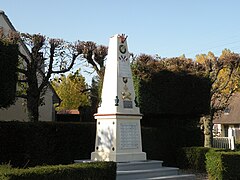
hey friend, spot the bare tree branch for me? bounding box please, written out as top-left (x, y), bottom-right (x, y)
top-left (16, 94), bottom-right (27, 99)
top-left (18, 51), bottom-right (30, 65)
top-left (16, 68), bottom-right (27, 75)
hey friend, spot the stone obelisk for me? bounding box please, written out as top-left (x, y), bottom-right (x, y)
top-left (91, 34), bottom-right (146, 162)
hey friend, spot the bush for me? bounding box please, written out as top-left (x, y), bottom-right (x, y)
top-left (0, 121), bottom-right (203, 168)
top-left (0, 41), bottom-right (18, 108)
top-left (206, 150), bottom-right (240, 180)
top-left (235, 143), bottom-right (240, 151)
top-left (0, 162), bottom-right (116, 180)
top-left (142, 127), bottom-right (203, 166)
top-left (177, 147), bottom-right (211, 172)
top-left (0, 122), bottom-right (96, 167)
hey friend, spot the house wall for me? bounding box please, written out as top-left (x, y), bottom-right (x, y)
top-left (213, 124), bottom-right (222, 137)
top-left (39, 88), bottom-right (55, 121)
top-left (0, 13), bottom-right (10, 33)
top-left (0, 89), bottom-right (54, 122)
top-left (216, 124), bottom-right (240, 142)
top-left (0, 13), bottom-right (27, 59)
top-left (0, 99), bottom-right (28, 121)
top-left (0, 11), bottom-right (56, 122)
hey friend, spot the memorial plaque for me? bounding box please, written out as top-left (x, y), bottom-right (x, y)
top-left (120, 122), bottom-right (139, 149)
top-left (119, 58), bottom-right (131, 77)
top-left (123, 100), bottom-right (133, 108)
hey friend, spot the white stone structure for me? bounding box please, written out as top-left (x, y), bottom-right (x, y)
top-left (91, 34), bottom-right (146, 162)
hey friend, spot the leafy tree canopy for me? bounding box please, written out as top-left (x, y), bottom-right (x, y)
top-left (0, 36), bottom-right (19, 108)
top-left (132, 54), bottom-right (211, 115)
top-left (51, 69), bottom-right (90, 111)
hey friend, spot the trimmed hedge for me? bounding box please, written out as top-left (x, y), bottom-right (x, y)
top-left (0, 121), bottom-right (203, 167)
top-left (0, 122), bottom-right (96, 167)
top-left (139, 71), bottom-right (210, 115)
top-left (0, 41), bottom-right (18, 108)
top-left (142, 127), bottom-right (203, 166)
top-left (0, 162), bottom-right (116, 180)
top-left (177, 147), bottom-right (211, 172)
top-left (206, 150), bottom-right (240, 180)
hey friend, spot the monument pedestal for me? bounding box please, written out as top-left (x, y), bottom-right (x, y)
top-left (91, 114), bottom-right (146, 162)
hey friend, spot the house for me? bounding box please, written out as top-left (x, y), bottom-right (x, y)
top-left (0, 10), bottom-right (60, 121)
top-left (56, 109), bottom-right (80, 122)
top-left (213, 93), bottom-right (240, 142)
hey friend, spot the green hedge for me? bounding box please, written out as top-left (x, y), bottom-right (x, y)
top-left (0, 122), bottom-right (96, 167)
top-left (132, 61), bottom-right (211, 116)
top-left (206, 150), bottom-right (240, 180)
top-left (177, 147), bottom-right (211, 172)
top-left (0, 121), bottom-right (202, 167)
top-left (0, 41), bottom-right (18, 108)
top-left (142, 127), bottom-right (203, 166)
top-left (0, 162), bottom-right (116, 180)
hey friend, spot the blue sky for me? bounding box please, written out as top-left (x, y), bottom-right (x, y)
top-left (2, 0), bottom-right (240, 59)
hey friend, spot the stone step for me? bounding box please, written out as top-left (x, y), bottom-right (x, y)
top-left (137, 174), bottom-right (196, 180)
top-left (116, 161), bottom-right (196, 180)
top-left (117, 167), bottom-right (179, 180)
top-left (117, 160), bottom-right (163, 171)
top-left (75, 160), bottom-right (196, 179)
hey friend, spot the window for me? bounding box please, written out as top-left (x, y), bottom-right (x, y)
top-left (224, 107), bottom-right (230, 115)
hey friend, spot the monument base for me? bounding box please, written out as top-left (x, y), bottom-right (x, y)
top-left (91, 151), bottom-right (146, 162)
top-left (90, 114), bottom-right (146, 162)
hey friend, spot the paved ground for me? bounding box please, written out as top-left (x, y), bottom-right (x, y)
top-left (179, 169), bottom-right (208, 180)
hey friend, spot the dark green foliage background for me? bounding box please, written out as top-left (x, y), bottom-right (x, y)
top-left (0, 122), bottom-right (96, 167)
top-left (0, 41), bottom-right (18, 108)
top-left (142, 126), bottom-right (203, 166)
top-left (0, 121), bottom-right (203, 168)
top-left (135, 70), bottom-right (211, 115)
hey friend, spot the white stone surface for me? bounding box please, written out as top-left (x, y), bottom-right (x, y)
top-left (91, 114), bottom-right (146, 162)
top-left (91, 34), bottom-right (146, 162)
top-left (98, 34), bottom-right (140, 115)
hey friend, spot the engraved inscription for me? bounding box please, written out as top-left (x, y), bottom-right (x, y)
top-left (119, 58), bottom-right (131, 77)
top-left (120, 123), bottom-right (139, 149)
top-left (123, 100), bottom-right (133, 108)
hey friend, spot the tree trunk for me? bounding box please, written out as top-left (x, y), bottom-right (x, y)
top-left (203, 115), bottom-right (213, 147)
top-left (26, 71), bottom-right (40, 122)
top-left (27, 90), bottom-right (40, 122)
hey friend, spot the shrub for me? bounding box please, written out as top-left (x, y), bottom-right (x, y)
top-left (0, 41), bottom-right (18, 108)
top-left (0, 121), bottom-right (203, 168)
top-left (142, 127), bottom-right (203, 166)
top-left (0, 162), bottom-right (116, 180)
top-left (0, 122), bottom-right (96, 167)
top-left (132, 59), bottom-right (211, 116)
top-left (177, 147), bottom-right (211, 172)
top-left (206, 150), bottom-right (240, 180)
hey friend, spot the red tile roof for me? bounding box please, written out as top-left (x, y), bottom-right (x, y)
top-left (57, 109), bottom-right (80, 114)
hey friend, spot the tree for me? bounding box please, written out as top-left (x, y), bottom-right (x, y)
top-left (196, 50), bottom-right (240, 147)
top-left (51, 70), bottom-right (90, 111)
top-left (77, 41), bottom-right (108, 110)
top-left (79, 41), bottom-right (107, 78)
top-left (15, 33), bottom-right (86, 122)
top-left (16, 33), bottom-right (108, 122)
top-left (132, 54), bottom-right (211, 128)
top-left (0, 32), bottom-right (19, 108)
